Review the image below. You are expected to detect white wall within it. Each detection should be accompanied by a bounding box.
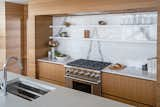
[52,12,157,68]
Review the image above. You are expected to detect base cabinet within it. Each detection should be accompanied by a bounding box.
[156,84,160,107]
[102,73,156,107]
[37,61,65,86]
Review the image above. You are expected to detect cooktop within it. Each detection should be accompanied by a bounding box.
[67,59,111,71]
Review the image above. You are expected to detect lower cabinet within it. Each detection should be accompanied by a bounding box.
[37,61,66,87]
[102,73,156,107]
[156,84,160,107]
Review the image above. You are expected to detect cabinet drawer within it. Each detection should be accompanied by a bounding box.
[102,73,156,106]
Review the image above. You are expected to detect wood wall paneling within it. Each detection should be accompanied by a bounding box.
[35,15,52,59]
[6,2,27,74]
[157,4,160,107]
[157,7,160,84]
[26,15,52,77]
[0,1,6,68]
[28,0,157,15]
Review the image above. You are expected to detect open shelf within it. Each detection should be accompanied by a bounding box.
[49,24,156,29]
[52,36,157,44]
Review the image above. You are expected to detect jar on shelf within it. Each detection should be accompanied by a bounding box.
[147,57,157,74]
[84,30,90,38]
[48,37,59,48]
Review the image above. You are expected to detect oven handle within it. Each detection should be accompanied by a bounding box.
[65,76,101,85]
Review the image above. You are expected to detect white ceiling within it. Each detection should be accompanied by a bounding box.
[6,0,28,4]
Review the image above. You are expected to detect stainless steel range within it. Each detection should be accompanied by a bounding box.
[65,59,111,96]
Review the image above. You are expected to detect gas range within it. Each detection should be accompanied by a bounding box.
[65,59,111,96]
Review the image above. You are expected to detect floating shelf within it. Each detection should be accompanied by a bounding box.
[52,36,157,44]
[49,24,156,29]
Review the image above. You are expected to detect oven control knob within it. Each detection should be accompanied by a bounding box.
[66,69,71,73]
[90,73,95,77]
[78,71,84,75]
[94,74,100,78]
[73,70,79,74]
[70,69,74,73]
[84,72,90,76]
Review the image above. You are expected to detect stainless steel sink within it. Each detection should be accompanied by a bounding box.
[7,78,56,101]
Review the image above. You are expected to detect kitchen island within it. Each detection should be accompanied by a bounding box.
[0,72,133,107]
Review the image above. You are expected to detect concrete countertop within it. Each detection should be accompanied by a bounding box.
[37,57,74,65]
[102,67,156,81]
[37,57,156,81]
[0,72,133,107]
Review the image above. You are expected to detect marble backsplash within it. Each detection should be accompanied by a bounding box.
[52,12,157,68]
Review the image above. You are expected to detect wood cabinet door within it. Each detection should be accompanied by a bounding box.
[37,61,55,80]
[102,73,156,106]
[156,84,160,107]
[54,64,65,83]
[37,61,65,86]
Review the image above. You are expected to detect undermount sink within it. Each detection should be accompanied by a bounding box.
[6,78,56,101]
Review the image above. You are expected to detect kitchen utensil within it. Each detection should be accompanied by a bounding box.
[64,22,71,27]
[98,21,107,25]
[142,64,148,71]
[48,51,52,60]
[59,32,68,37]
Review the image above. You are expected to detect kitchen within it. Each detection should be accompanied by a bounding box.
[0,0,160,107]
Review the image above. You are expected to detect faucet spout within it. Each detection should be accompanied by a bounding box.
[1,56,23,96]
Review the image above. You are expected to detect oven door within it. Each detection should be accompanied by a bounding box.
[65,76,101,96]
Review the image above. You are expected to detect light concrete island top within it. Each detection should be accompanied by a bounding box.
[0,72,133,107]
[38,58,156,81]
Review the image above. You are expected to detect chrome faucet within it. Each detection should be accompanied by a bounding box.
[1,57,23,96]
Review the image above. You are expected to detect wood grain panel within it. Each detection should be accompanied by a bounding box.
[157,7,160,85]
[28,0,157,15]
[37,61,65,86]
[156,84,160,107]
[102,73,156,106]
[35,16,52,59]
[6,2,27,74]
[0,1,6,68]
[37,61,55,80]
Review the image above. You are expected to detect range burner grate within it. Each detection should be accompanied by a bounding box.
[67,59,111,71]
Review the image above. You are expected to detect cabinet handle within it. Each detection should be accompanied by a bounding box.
[65,76,101,85]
